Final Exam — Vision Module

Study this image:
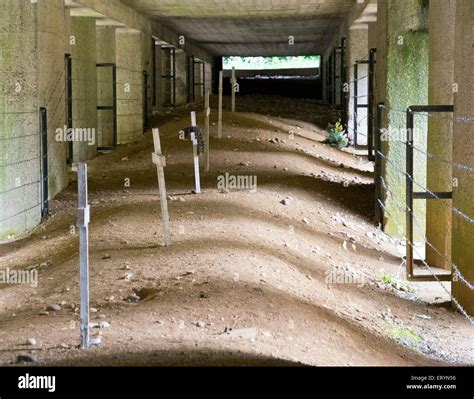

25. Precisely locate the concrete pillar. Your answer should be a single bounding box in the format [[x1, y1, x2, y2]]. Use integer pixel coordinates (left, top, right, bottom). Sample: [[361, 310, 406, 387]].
[[205, 62, 213, 94], [71, 17, 98, 162], [347, 26, 369, 145], [96, 26, 116, 148], [175, 49, 187, 105], [452, 0, 474, 316], [376, 0, 429, 239], [0, 0, 69, 240], [426, 0, 456, 270], [116, 29, 143, 143]]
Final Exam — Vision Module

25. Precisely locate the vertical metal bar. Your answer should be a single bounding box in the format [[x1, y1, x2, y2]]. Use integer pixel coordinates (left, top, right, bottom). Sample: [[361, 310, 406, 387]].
[[65, 54, 73, 164], [143, 70, 148, 131], [406, 108, 415, 279], [231, 67, 236, 113], [190, 112, 201, 193], [204, 90, 210, 173], [375, 102, 384, 226], [192, 56, 195, 102], [202, 62, 206, 99], [152, 38, 157, 107], [353, 63, 358, 146], [340, 38, 345, 107], [39, 108, 48, 218], [368, 48, 376, 161], [218, 70, 223, 139], [112, 64, 117, 148], [172, 48, 176, 107], [332, 48, 336, 105], [77, 162, 90, 349]]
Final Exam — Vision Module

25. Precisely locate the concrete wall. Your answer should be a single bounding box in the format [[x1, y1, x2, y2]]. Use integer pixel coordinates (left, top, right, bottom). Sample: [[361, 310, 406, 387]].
[[116, 29, 143, 143], [175, 50, 188, 106], [376, 0, 429, 239], [0, 0, 69, 241], [347, 27, 369, 145], [426, 0, 455, 270], [452, 0, 474, 316], [71, 17, 98, 162]]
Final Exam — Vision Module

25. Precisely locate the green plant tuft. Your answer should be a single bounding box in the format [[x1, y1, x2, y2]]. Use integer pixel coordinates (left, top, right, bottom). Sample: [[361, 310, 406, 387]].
[[324, 119, 349, 148]]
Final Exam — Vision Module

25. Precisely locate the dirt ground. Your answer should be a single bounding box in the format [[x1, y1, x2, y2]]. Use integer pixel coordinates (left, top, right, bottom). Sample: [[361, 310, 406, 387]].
[[0, 95, 472, 366]]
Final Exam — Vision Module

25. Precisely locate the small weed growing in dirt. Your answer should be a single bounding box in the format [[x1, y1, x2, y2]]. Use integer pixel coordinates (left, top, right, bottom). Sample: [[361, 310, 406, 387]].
[[377, 271, 415, 293], [324, 120, 349, 148], [388, 324, 422, 346]]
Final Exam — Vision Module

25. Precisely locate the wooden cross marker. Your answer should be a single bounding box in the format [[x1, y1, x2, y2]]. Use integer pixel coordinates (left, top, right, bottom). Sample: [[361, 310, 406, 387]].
[[152, 128, 171, 246], [204, 90, 210, 172], [218, 70, 223, 139], [190, 111, 201, 193]]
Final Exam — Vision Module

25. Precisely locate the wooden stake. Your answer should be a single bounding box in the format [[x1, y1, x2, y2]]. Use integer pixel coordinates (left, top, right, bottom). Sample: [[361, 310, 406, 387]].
[[231, 67, 236, 113], [218, 70, 223, 139], [77, 163, 90, 349], [191, 111, 201, 193], [204, 90, 210, 172], [152, 128, 171, 246]]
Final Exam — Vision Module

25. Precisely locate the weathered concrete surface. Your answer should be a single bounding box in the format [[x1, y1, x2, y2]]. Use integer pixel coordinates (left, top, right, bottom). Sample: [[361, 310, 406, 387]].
[[426, 0, 455, 270], [71, 17, 98, 162], [452, 0, 474, 316], [347, 26, 369, 145], [376, 0, 429, 239], [71, 0, 213, 63], [116, 29, 143, 143], [96, 26, 116, 148], [121, 0, 352, 56], [175, 50, 188, 106], [0, 0, 69, 240]]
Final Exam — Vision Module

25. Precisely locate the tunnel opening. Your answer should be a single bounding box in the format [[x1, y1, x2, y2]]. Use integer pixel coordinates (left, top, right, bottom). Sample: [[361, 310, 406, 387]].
[[222, 56, 323, 100]]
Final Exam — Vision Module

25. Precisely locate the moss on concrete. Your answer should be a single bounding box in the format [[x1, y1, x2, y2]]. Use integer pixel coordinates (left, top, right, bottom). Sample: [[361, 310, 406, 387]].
[[382, 0, 429, 238]]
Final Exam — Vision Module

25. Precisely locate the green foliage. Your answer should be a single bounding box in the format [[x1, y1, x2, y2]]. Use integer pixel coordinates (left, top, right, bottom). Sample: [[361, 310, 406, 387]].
[[325, 120, 349, 148], [376, 270, 415, 293], [222, 56, 320, 70]]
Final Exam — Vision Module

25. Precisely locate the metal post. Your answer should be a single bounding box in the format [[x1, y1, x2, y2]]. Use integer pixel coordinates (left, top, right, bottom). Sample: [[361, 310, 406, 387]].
[[353, 63, 358, 146], [202, 62, 206, 100], [65, 54, 73, 164], [368, 49, 377, 161], [152, 38, 157, 107], [143, 70, 148, 131], [405, 105, 454, 282], [152, 129, 171, 246], [231, 67, 236, 113], [340, 38, 345, 103], [172, 48, 176, 107], [39, 108, 48, 218], [112, 64, 117, 148], [191, 56, 195, 102], [191, 112, 201, 193], [77, 163, 90, 349], [204, 90, 210, 172], [375, 102, 384, 227], [332, 48, 336, 105], [218, 70, 223, 139]]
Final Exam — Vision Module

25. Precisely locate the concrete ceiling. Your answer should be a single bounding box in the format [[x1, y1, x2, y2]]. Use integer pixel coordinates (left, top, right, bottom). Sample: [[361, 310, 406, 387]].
[[121, 0, 355, 56]]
